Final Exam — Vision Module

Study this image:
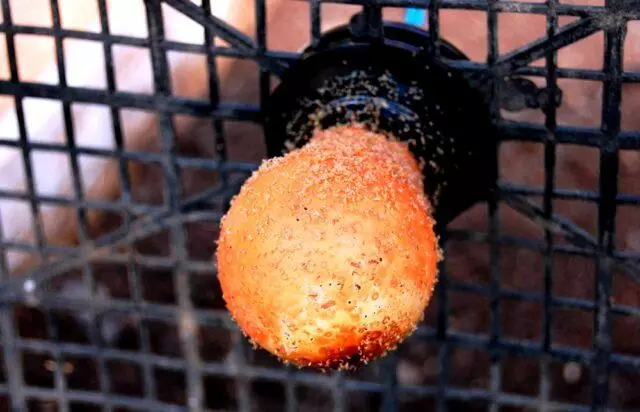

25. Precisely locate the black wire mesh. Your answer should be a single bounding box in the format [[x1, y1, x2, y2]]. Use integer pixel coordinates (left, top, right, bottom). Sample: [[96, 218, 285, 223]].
[[0, 0, 639, 411]]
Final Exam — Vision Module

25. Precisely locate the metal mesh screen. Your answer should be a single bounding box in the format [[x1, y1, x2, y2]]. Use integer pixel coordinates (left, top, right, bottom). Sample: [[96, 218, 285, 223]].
[[0, 0, 639, 411]]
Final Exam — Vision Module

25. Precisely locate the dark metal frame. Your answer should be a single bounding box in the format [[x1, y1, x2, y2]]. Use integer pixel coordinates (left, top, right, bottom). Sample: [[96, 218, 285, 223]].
[[0, 0, 639, 410]]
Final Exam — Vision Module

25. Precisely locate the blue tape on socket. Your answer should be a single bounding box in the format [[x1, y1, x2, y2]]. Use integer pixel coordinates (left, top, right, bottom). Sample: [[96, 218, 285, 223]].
[[404, 8, 426, 26]]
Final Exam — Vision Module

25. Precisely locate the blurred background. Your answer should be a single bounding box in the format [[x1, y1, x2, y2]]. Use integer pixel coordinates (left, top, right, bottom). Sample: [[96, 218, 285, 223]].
[[1, 0, 640, 410]]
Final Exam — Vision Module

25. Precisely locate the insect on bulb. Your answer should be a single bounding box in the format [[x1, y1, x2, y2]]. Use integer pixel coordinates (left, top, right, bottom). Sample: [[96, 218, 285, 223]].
[[216, 124, 440, 370]]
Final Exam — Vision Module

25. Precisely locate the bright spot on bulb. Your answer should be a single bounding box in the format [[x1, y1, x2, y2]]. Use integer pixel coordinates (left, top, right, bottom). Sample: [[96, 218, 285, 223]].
[[23, 279, 36, 294]]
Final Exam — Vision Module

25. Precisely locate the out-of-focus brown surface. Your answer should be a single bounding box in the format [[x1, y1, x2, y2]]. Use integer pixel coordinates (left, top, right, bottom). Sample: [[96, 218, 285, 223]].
[[7, 1, 640, 411]]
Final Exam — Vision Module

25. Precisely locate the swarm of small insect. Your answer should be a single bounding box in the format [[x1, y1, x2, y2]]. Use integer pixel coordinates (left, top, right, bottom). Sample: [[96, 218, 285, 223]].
[[217, 125, 440, 370]]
